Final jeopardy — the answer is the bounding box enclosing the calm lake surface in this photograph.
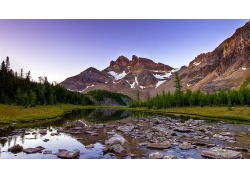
[0,108,250,159]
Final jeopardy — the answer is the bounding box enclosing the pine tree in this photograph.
[22,92,29,108]
[173,72,183,107]
[29,90,37,107]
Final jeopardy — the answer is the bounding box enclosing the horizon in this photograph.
[0,19,249,83]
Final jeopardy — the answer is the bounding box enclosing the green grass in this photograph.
[1,104,250,124]
[0,104,89,124]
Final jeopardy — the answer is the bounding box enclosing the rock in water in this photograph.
[8,144,23,153]
[163,155,178,159]
[201,147,242,159]
[147,142,171,149]
[109,144,124,154]
[179,142,195,150]
[56,149,80,159]
[23,146,45,154]
[117,125,134,133]
[149,152,163,159]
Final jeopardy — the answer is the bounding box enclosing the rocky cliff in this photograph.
[152,21,250,96]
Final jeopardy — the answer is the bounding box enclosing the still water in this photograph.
[0,108,250,159]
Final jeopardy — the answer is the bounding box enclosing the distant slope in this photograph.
[86,89,132,106]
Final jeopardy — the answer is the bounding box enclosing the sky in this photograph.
[0,19,249,83]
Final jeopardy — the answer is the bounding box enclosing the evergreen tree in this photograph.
[22,92,29,108]
[29,90,37,107]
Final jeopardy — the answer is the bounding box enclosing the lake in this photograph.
[1,108,250,159]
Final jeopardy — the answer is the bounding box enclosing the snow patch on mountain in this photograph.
[155,80,166,88]
[108,71,127,80]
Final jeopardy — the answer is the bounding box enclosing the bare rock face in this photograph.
[60,67,111,91]
[137,69,158,87]
[201,147,242,159]
[186,21,250,92]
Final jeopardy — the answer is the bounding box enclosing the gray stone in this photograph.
[147,142,171,149]
[39,130,47,135]
[117,125,134,133]
[105,134,127,145]
[179,142,195,150]
[23,146,45,154]
[201,147,242,159]
[106,144,124,154]
[163,155,178,159]
[149,152,163,159]
[56,149,80,159]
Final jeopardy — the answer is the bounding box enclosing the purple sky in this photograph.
[0,19,249,83]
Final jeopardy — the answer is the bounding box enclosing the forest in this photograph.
[0,57,93,107]
[130,72,250,109]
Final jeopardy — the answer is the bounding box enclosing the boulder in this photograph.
[201,147,242,159]
[149,152,163,159]
[8,144,23,153]
[147,142,171,149]
[43,138,49,142]
[56,149,80,159]
[23,146,45,154]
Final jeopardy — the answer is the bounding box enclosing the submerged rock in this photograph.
[85,144,95,149]
[201,147,242,159]
[8,144,23,153]
[149,152,163,159]
[147,142,171,149]
[23,146,45,154]
[56,149,80,159]
[43,150,52,154]
[43,138,49,142]
[104,144,124,154]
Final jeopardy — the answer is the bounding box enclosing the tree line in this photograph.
[130,72,250,109]
[86,89,131,106]
[0,56,93,107]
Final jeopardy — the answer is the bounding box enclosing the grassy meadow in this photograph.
[1,104,250,124]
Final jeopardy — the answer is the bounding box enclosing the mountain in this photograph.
[151,21,250,96]
[61,21,250,100]
[60,55,176,100]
